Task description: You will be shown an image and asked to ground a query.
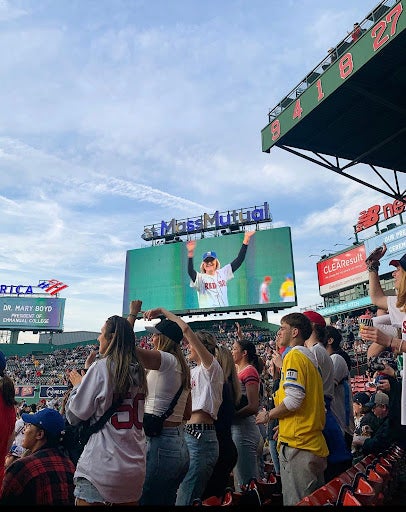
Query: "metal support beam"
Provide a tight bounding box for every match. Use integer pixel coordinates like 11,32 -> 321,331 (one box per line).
279,145 -> 406,201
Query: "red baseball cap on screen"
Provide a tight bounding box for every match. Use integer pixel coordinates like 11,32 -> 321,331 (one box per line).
302,310 -> 326,327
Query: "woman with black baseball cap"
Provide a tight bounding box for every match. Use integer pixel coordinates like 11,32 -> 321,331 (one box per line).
127,300 -> 191,507
141,305 -> 223,506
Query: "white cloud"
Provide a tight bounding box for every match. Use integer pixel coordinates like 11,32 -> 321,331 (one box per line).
0,0 -> 28,22
0,0 -> 402,337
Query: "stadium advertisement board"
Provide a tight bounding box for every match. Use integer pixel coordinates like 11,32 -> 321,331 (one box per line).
0,297 -> 65,331
317,245 -> 368,296
15,386 -> 36,398
39,385 -> 68,399
364,223 -> 406,275
123,227 -> 296,315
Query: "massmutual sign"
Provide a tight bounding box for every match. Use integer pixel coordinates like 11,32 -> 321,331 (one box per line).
141,202 -> 271,241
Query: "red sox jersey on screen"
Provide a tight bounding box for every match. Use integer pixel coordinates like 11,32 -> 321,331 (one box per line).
190,264 -> 234,308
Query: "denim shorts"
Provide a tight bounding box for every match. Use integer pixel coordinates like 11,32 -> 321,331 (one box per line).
74,477 -> 106,504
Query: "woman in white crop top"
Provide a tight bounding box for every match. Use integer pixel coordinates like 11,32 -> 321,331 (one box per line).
142,306 -> 223,506
127,301 -> 191,506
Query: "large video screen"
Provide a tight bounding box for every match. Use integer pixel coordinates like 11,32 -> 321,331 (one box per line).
123,227 -> 296,315
0,297 -> 65,331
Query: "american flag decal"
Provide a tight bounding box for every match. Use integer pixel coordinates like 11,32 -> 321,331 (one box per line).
37,279 -> 68,295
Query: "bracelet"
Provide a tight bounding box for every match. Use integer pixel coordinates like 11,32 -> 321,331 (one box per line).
366,261 -> 380,272
128,313 -> 137,318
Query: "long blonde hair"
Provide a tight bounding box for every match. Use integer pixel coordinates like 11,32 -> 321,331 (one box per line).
103,315 -> 148,401
156,334 -> 191,390
396,269 -> 406,312
200,259 -> 220,273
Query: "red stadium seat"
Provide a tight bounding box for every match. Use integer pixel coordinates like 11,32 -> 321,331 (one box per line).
335,484 -> 362,506
352,472 -> 376,506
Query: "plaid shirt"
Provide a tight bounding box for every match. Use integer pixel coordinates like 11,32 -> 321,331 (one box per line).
0,446 -> 75,506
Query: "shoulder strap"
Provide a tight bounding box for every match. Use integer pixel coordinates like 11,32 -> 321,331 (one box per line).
86,399 -> 121,437
162,385 -> 184,420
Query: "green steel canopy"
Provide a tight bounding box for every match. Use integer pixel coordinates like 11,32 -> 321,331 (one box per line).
261,0 -> 406,201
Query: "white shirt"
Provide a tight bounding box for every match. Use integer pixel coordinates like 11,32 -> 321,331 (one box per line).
144,351 -> 188,422
65,358 -> 146,503
308,343 -> 335,400
190,264 -> 234,308
387,295 -> 406,425
330,353 -> 354,437
190,358 -> 223,420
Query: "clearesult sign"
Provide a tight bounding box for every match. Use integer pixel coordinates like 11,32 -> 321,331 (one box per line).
317,245 -> 368,296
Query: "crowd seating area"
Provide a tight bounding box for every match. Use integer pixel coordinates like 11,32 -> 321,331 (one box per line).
193,443 -> 405,506
6,320 -> 275,389
296,443 -> 405,506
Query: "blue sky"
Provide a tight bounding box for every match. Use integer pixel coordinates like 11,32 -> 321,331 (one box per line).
0,0 -> 397,340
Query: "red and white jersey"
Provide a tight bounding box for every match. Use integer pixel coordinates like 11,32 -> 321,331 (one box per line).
65,358 -> 146,503
190,264 -> 234,308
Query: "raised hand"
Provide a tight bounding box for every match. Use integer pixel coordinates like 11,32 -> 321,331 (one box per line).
186,240 -> 196,255
243,230 -> 255,244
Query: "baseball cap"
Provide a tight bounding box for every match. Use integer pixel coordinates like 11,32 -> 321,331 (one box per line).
145,319 -> 183,344
353,392 -> 370,406
389,254 -> 406,271
366,391 -> 389,408
21,408 -> 65,438
202,251 -> 217,261
302,310 -> 326,327
0,351 -> 6,372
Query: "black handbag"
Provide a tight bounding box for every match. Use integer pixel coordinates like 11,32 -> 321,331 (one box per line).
63,399 -> 121,464
143,385 -> 183,437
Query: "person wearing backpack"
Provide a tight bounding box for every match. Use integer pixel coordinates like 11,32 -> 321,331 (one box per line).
64,314 -> 148,506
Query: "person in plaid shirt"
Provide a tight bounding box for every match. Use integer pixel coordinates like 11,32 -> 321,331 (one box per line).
0,408 -> 75,506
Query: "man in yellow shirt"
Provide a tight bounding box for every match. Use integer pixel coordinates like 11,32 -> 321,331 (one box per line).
256,313 -> 328,506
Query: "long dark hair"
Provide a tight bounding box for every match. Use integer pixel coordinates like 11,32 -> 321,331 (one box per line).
235,338 -> 262,374
325,325 -> 352,372
0,373 -> 16,407
103,315 -> 147,401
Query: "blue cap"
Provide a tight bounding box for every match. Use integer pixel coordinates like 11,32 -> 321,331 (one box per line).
202,251 -> 217,261
22,408 -> 65,438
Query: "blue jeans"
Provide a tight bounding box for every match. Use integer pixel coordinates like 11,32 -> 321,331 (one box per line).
140,426 -> 189,506
175,429 -> 219,506
74,477 -> 107,504
231,416 -> 261,490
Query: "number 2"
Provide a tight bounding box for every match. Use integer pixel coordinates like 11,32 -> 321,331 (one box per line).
372,3 -> 403,51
